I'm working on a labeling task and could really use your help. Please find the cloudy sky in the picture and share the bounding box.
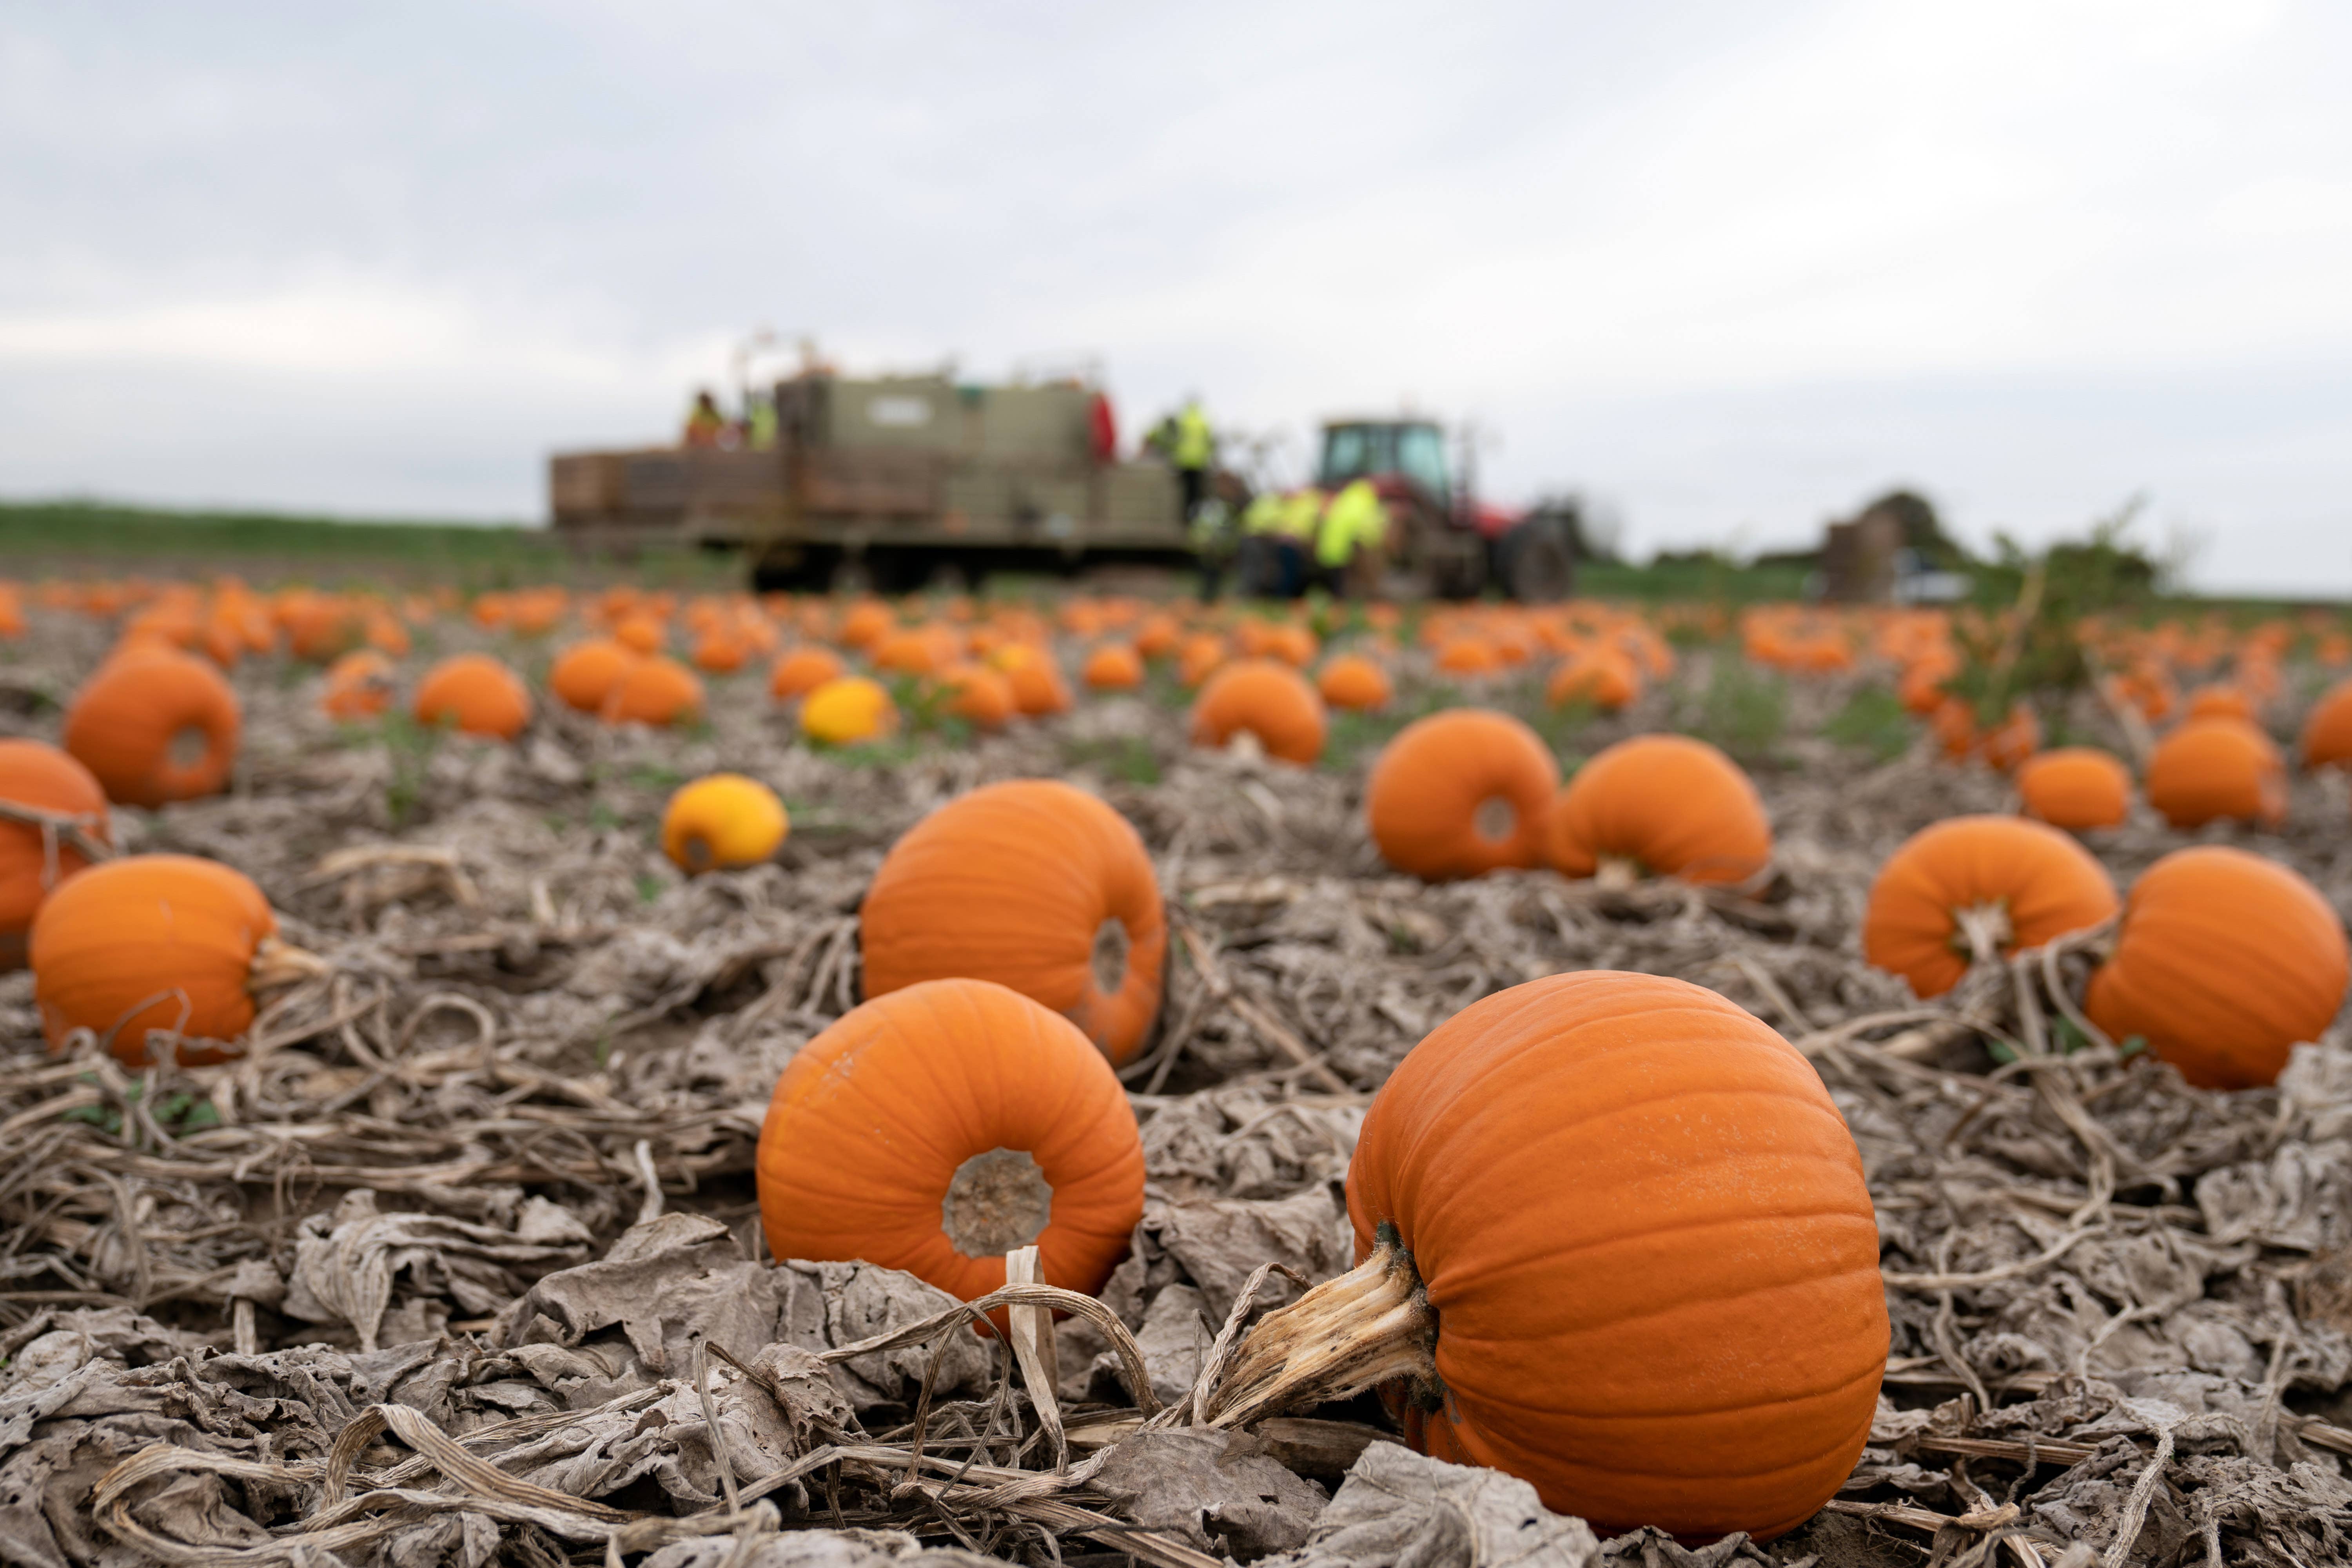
[3,0,2348,591]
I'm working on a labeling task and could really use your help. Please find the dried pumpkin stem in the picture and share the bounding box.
[249,936,330,994]
[1949,901,2012,970]
[0,799,113,875]
[1200,1225,1439,1429]
[1593,855,1642,891]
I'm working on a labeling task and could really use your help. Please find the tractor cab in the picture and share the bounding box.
[1317,419,1454,511]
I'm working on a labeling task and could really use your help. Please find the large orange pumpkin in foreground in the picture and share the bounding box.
[412,654,532,740]
[2086,846,2348,1089]
[1230,972,1884,1540]
[1541,734,1770,886]
[2015,747,2131,832]
[31,854,316,1063]
[1366,709,1558,880]
[755,978,1145,1303]
[2144,717,2285,829]
[861,780,1165,1065]
[1861,816,2118,1000]
[1189,660,1327,764]
[0,740,110,970]
[62,647,242,808]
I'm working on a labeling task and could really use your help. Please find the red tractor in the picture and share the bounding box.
[1242,417,1575,601]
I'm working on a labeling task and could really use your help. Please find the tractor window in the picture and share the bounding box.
[1320,424,1398,486]
[1397,425,1450,499]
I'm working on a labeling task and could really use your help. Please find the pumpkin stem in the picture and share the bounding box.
[1199,1223,1439,1429]
[249,936,330,994]
[1091,916,1129,996]
[1949,901,2013,969]
[1594,855,1642,891]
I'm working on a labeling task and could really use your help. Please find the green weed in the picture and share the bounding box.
[1823,685,1916,762]
[1062,735,1162,786]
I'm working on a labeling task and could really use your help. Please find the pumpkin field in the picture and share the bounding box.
[5,571,2352,1568]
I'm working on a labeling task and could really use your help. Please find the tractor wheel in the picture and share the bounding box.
[1427,538,1488,601]
[1498,515,1576,604]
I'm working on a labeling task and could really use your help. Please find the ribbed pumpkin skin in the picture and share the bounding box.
[1541,735,1769,885]
[1862,816,2118,1000]
[1349,971,1886,1540]
[861,781,1166,1064]
[31,854,276,1061]
[2145,717,2285,829]
[755,978,1144,1301]
[62,648,242,808]
[1366,710,1559,882]
[413,654,532,740]
[2086,846,2348,1089]
[0,740,110,970]
[1189,660,1327,764]
[2016,748,2131,832]
[2300,679,2352,769]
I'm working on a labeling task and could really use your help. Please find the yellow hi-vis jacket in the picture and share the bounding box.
[1275,487,1326,540]
[1316,479,1387,566]
[1238,492,1285,536]
[1172,403,1213,470]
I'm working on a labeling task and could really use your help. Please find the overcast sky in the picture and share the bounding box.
[3,1,2349,591]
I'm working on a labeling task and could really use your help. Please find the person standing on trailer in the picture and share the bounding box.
[1171,397,1215,521]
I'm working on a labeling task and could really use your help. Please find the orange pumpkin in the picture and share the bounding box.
[602,655,706,728]
[1861,816,2118,1000]
[61,647,242,808]
[612,611,667,654]
[873,628,946,677]
[1979,702,2041,772]
[1366,709,1559,880]
[1189,660,1327,764]
[1330,971,1884,1539]
[1005,655,1074,718]
[1134,613,1181,660]
[689,625,750,674]
[1544,648,1639,713]
[31,854,313,1063]
[412,654,532,740]
[1540,734,1770,886]
[1081,643,1145,691]
[836,599,895,652]
[1177,633,1228,688]
[935,663,1015,730]
[2087,846,2349,1089]
[2300,677,2352,769]
[1316,654,1393,712]
[861,780,1166,1065]
[2145,716,2285,829]
[320,650,396,721]
[1433,636,1500,677]
[757,979,1145,1303]
[0,740,110,970]
[549,639,641,714]
[2016,747,2131,832]
[2185,682,2254,722]
[768,645,847,700]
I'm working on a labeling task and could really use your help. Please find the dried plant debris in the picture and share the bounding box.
[6,614,2352,1564]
